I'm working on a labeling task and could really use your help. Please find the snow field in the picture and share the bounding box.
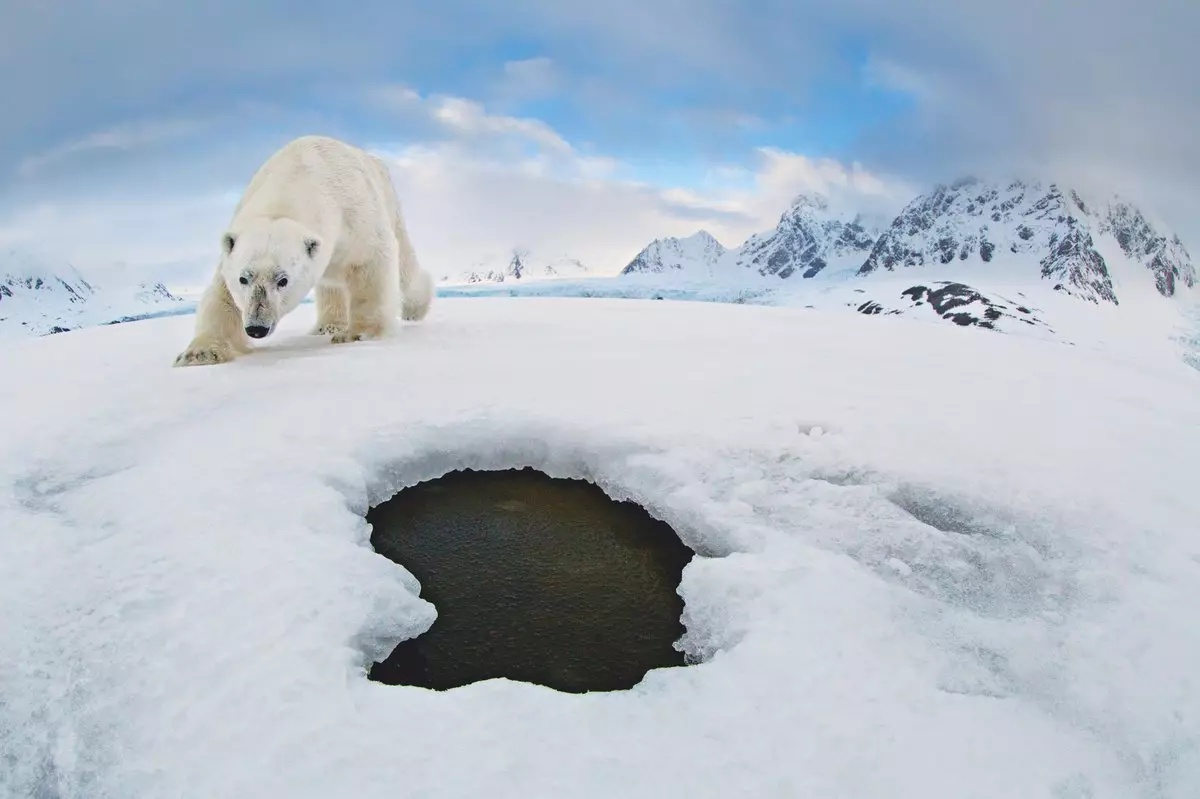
[1,297,1198,797]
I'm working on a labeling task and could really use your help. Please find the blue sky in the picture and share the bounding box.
[0,0,1196,284]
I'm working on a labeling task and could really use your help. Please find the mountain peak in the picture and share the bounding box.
[786,193,832,214]
[735,193,880,280]
[683,229,723,246]
[620,230,728,277]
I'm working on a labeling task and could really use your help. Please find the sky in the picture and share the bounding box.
[0,0,1196,286]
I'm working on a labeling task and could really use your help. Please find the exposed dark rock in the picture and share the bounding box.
[851,280,1053,333]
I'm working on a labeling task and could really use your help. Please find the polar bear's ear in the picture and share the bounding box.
[304,237,320,259]
[221,233,237,255]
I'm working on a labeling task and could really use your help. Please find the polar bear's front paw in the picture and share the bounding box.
[173,340,239,367]
[309,323,347,337]
[330,321,385,345]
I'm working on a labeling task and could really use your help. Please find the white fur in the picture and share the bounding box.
[173,135,434,367]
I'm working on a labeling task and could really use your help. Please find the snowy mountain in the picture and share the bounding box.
[1,250,96,305]
[1100,198,1195,296]
[440,247,593,285]
[619,195,884,281]
[0,249,185,338]
[620,230,728,276]
[732,194,883,279]
[858,178,1196,305]
[613,178,1195,342]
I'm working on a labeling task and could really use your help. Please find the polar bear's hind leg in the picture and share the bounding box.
[395,217,433,322]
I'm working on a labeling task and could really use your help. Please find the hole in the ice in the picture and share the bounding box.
[366,467,697,693]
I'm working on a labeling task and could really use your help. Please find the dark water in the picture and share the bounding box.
[367,468,695,693]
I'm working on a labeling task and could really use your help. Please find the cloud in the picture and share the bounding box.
[0,192,236,287]
[0,87,907,285]
[842,1,1200,177]
[659,149,913,231]
[492,58,562,105]
[430,96,573,155]
[369,138,909,281]
[3,1,1195,167]
[17,117,208,177]
[2,0,1198,281]
[366,85,623,180]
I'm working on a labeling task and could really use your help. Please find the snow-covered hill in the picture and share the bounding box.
[621,230,728,277]
[0,249,185,338]
[858,178,1196,305]
[440,247,593,285]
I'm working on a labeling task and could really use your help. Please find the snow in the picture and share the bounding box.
[440,268,1200,369]
[2,295,1199,798]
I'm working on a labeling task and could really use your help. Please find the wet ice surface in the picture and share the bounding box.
[1,297,1198,798]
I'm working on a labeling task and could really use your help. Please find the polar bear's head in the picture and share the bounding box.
[219,218,326,339]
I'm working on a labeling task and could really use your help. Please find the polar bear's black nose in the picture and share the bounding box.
[245,325,271,339]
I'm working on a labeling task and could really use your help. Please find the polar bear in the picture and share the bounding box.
[173,135,434,367]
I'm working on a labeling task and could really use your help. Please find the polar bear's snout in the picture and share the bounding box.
[245,324,273,339]
[242,282,279,339]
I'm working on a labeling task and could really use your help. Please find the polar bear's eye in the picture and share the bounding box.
[277,277,289,288]
[238,276,249,285]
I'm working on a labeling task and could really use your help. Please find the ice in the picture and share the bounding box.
[2,296,1199,798]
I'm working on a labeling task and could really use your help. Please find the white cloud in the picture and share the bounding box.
[360,134,912,279]
[493,57,562,104]
[655,149,914,234]
[17,117,206,177]
[362,94,912,276]
[0,191,237,287]
[430,96,573,155]
[364,84,423,112]
[0,89,912,285]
